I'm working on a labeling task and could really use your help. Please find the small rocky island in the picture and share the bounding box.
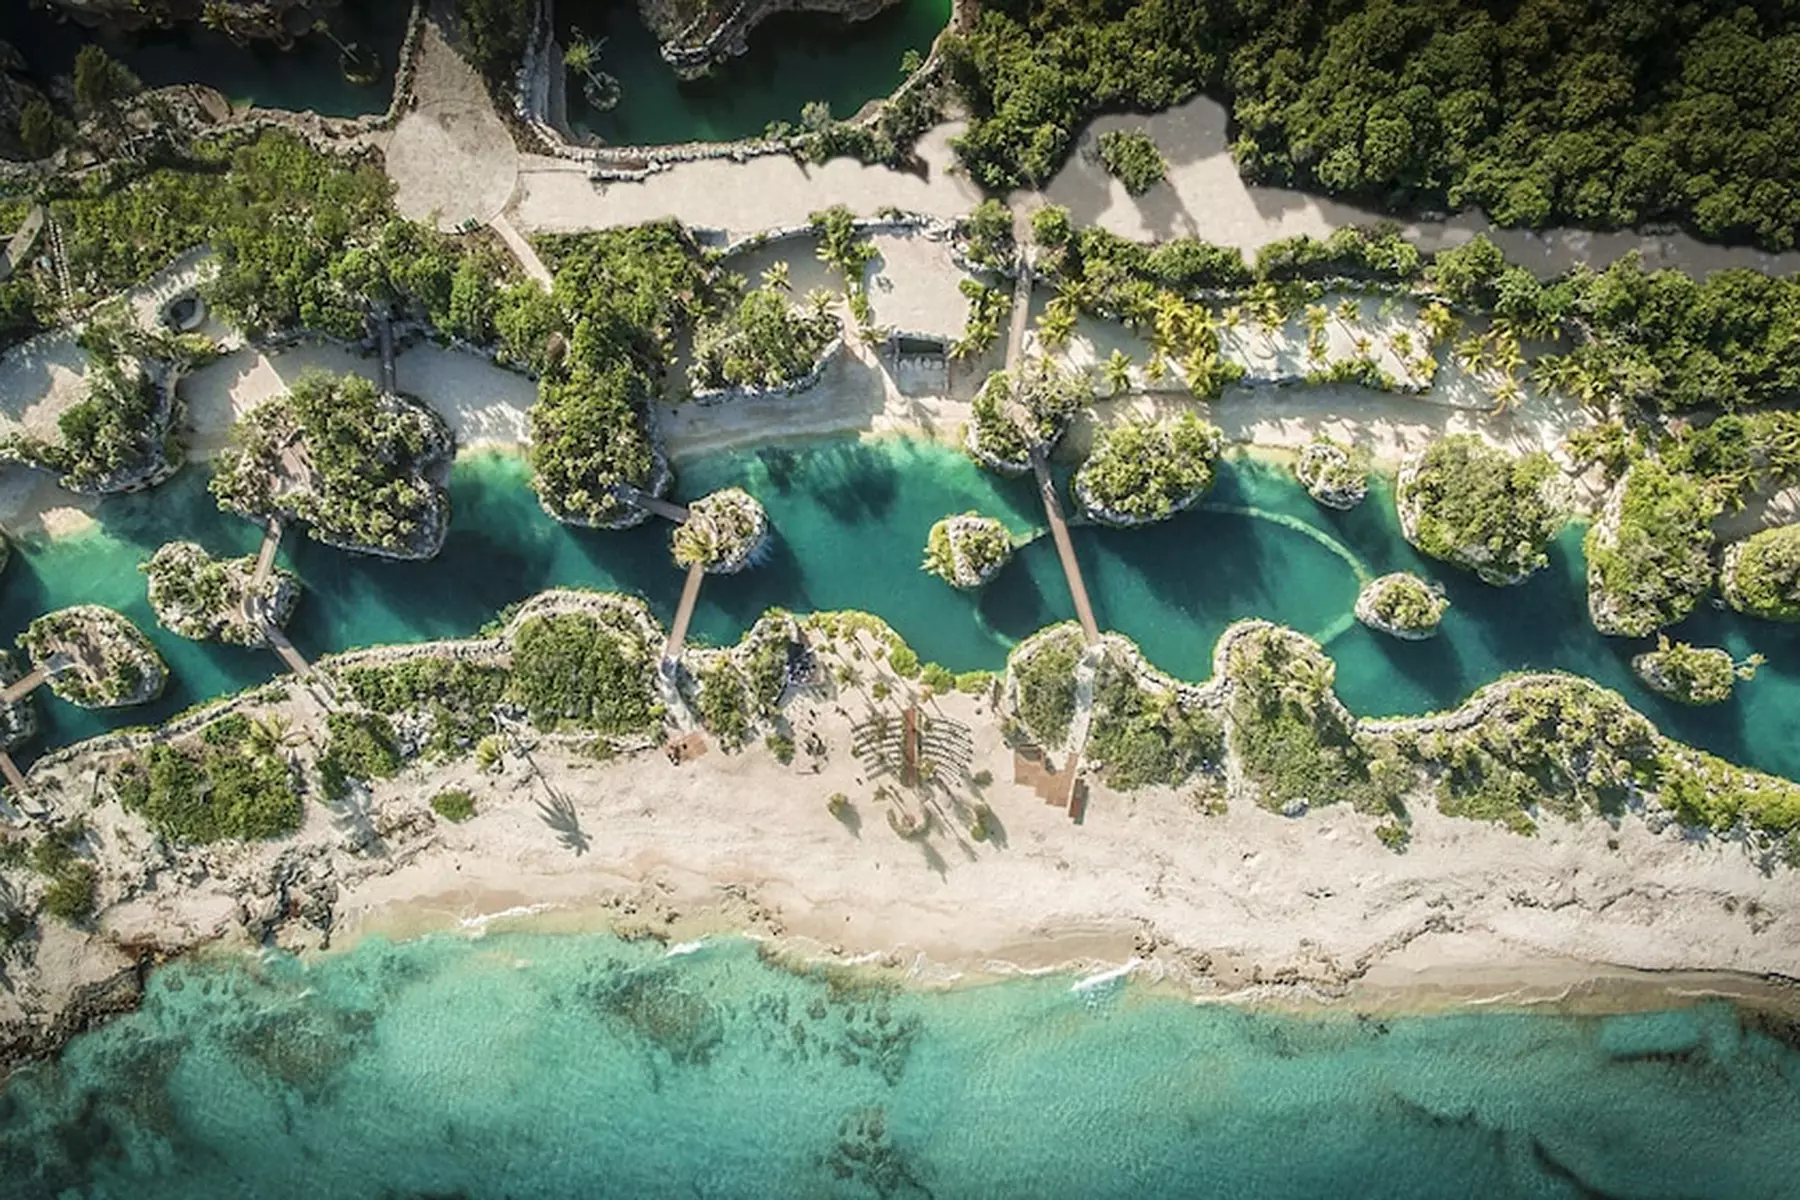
[1632,636,1758,706]
[1074,412,1224,526]
[18,605,168,709]
[1396,435,1565,585]
[672,488,771,574]
[1354,572,1450,639]
[1295,438,1367,509]
[141,541,300,646]
[1721,525,1800,622]
[210,372,453,561]
[922,512,1013,589]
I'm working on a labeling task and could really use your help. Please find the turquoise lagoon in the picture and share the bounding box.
[3,438,1799,781]
[1,932,1798,1198]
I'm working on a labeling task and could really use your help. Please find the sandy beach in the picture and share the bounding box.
[6,607,1794,1085]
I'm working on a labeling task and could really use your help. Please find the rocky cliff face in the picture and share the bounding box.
[41,0,337,44]
[638,0,904,78]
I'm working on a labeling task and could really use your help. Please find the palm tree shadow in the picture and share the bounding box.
[536,787,591,855]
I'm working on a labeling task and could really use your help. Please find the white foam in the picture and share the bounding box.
[1071,957,1142,993]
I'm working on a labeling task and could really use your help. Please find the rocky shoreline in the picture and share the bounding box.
[640,0,906,79]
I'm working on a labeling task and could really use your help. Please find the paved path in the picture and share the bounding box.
[265,625,314,679]
[0,204,44,283]
[490,212,555,289]
[387,16,520,231]
[663,562,707,665]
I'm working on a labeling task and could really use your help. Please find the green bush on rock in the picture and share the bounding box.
[1632,636,1753,706]
[111,714,302,843]
[1087,656,1222,791]
[1008,625,1085,747]
[142,541,298,646]
[1355,573,1448,640]
[211,372,453,559]
[1396,435,1564,585]
[507,610,659,734]
[1294,438,1367,509]
[922,512,1013,589]
[1722,525,1800,622]
[671,489,770,574]
[20,606,167,709]
[1584,461,1718,637]
[1073,411,1222,525]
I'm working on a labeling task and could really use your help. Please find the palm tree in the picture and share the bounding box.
[1333,297,1360,329]
[1038,298,1078,350]
[1490,376,1524,415]
[761,261,792,292]
[1454,335,1488,374]
[1304,304,1330,342]
[1103,348,1133,397]
[1419,301,1457,347]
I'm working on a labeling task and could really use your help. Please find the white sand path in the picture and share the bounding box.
[512,96,1800,279]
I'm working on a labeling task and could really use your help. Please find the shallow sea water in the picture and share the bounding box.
[1,933,1797,1199]
[3,438,1797,780]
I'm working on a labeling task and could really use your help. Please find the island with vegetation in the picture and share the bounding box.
[1585,461,1719,637]
[1396,435,1564,585]
[1294,438,1367,509]
[1355,573,1449,640]
[671,488,771,574]
[687,282,839,396]
[1073,411,1223,526]
[210,372,453,560]
[1632,637,1758,707]
[965,362,1087,474]
[18,605,168,709]
[922,512,1013,590]
[141,541,299,646]
[1722,525,1800,622]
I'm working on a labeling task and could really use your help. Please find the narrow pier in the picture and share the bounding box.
[1003,217,1101,646]
[0,664,51,705]
[0,752,27,798]
[377,314,399,395]
[663,562,706,666]
[609,482,690,523]
[249,516,283,592]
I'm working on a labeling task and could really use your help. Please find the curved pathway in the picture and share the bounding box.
[506,95,1800,278]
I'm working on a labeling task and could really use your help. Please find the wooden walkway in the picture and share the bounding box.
[1003,215,1101,645]
[0,663,51,705]
[249,517,283,591]
[378,314,399,395]
[663,562,706,665]
[609,482,690,523]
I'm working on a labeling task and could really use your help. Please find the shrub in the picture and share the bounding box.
[431,790,477,822]
[42,864,98,923]
[1097,130,1167,195]
[765,732,796,764]
[111,716,304,843]
[1011,627,1084,745]
[1088,660,1223,790]
[508,611,658,734]
[319,711,402,801]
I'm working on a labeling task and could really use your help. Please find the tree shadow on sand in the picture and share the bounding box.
[536,786,591,855]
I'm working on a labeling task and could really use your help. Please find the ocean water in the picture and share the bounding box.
[3,438,1798,781]
[558,0,953,145]
[0,932,1796,1199]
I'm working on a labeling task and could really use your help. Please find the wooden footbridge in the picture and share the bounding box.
[604,483,708,668]
[1004,214,1100,646]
